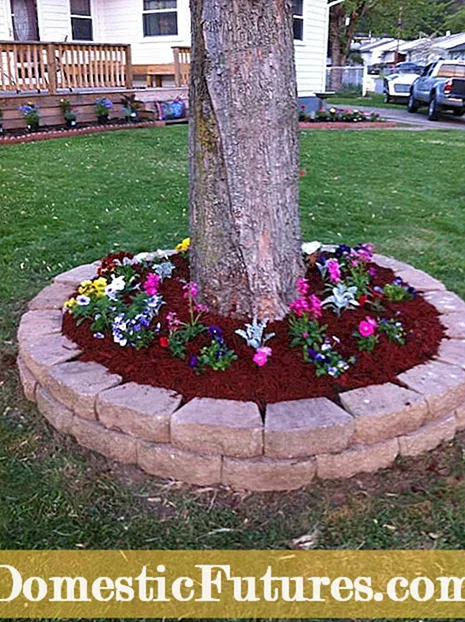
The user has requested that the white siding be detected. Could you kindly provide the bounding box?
[97,0,191,65]
[295,0,328,95]
[13,0,328,95]
[36,0,70,41]
[0,0,13,39]
[97,0,328,95]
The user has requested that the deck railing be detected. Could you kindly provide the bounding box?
[173,46,191,87]
[0,41,133,93]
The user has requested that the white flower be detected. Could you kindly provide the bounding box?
[76,295,90,306]
[105,275,126,300]
[301,241,322,256]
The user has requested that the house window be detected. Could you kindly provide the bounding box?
[143,0,178,37]
[293,0,304,41]
[70,0,93,41]
[11,0,39,41]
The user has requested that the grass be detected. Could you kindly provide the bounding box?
[1,126,465,621]
[327,92,405,110]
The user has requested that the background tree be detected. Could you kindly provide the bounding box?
[189,0,303,320]
[330,0,450,73]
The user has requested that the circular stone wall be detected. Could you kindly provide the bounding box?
[17,253,465,491]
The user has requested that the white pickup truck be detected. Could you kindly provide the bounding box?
[408,60,465,121]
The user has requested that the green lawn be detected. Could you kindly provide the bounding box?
[327,92,404,110]
[1,126,465,621]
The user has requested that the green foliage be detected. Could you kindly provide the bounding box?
[362,0,450,38]
[384,283,414,302]
[198,339,237,372]
[168,323,205,359]
[289,315,326,360]
[446,5,465,32]
[379,318,406,345]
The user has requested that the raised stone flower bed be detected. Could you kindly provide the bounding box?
[17,254,465,491]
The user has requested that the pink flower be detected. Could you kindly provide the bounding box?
[327,259,341,283]
[183,281,198,300]
[309,294,322,319]
[253,347,272,367]
[167,311,181,331]
[290,297,310,317]
[144,273,161,296]
[297,278,310,296]
[359,317,378,338]
[194,303,209,314]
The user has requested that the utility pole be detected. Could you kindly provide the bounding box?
[396,3,404,63]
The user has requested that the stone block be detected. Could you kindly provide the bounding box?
[72,417,137,463]
[317,439,399,480]
[43,361,122,420]
[424,291,465,315]
[138,442,221,486]
[222,456,316,492]
[340,383,427,444]
[265,398,354,457]
[28,283,77,311]
[20,334,81,384]
[171,398,263,458]
[436,339,465,370]
[17,356,37,401]
[97,382,181,443]
[398,415,456,457]
[398,361,465,421]
[36,386,74,434]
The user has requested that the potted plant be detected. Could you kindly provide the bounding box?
[19,102,40,132]
[59,98,77,129]
[95,98,113,125]
[121,94,142,123]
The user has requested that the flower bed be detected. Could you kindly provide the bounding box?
[300,107,382,124]
[17,245,465,491]
[60,243,444,408]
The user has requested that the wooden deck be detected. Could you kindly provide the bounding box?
[0,41,133,94]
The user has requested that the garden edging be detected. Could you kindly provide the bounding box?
[17,253,465,491]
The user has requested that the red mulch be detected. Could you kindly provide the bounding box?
[63,256,444,409]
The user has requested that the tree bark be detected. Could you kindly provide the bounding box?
[189,0,303,320]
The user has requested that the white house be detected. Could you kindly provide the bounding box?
[0,0,330,98]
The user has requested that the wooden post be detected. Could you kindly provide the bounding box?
[46,43,57,95]
[173,47,181,87]
[126,45,134,89]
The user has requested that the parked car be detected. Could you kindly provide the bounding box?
[383,63,424,103]
[408,60,465,120]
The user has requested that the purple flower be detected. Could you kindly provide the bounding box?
[335,244,351,257]
[207,326,223,339]
[307,348,318,360]
[188,355,199,369]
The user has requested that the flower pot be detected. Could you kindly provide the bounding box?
[97,115,109,125]
[0,123,3,136]
[66,119,77,129]
[27,123,39,133]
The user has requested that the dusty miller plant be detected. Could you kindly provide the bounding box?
[235,317,275,350]
[323,284,359,316]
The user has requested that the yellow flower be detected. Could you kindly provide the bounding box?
[92,277,107,297]
[78,280,93,295]
[175,237,191,253]
[64,297,77,311]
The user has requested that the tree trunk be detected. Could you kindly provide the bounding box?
[189,0,303,320]
[329,5,346,91]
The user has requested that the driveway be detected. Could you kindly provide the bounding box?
[332,103,465,131]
